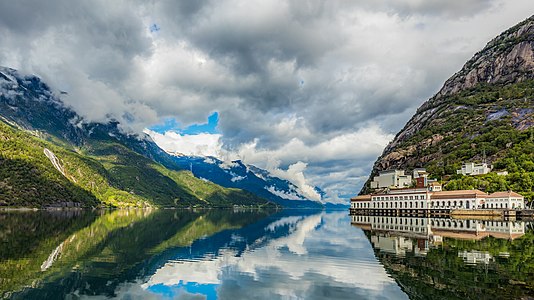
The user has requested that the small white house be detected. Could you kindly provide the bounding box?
[428,182,442,192]
[412,168,429,179]
[457,162,492,176]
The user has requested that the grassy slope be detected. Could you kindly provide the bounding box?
[0,120,273,208]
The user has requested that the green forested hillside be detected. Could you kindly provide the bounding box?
[399,82,534,201]
[0,121,273,208]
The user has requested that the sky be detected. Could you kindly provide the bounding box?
[0,1,533,203]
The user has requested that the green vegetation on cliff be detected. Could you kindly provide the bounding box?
[362,15,534,200]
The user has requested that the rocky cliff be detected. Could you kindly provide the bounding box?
[361,16,534,194]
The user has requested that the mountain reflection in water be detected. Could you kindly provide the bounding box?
[1,209,405,299]
[0,210,532,299]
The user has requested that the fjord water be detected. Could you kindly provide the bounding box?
[0,210,532,299]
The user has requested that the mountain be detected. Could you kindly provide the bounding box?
[361,16,534,200]
[0,67,275,208]
[162,155,325,208]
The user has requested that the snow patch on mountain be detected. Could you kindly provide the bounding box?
[266,186,304,201]
[231,175,246,182]
[204,157,217,164]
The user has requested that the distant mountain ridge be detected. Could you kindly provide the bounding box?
[361,16,534,199]
[166,154,325,208]
[0,66,324,208]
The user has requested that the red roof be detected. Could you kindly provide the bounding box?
[430,189,487,199]
[488,191,524,198]
[351,195,371,201]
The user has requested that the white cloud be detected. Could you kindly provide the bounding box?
[145,129,222,157]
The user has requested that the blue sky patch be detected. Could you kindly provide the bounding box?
[150,112,219,135]
[147,282,218,300]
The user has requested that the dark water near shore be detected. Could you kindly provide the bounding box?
[0,209,532,299]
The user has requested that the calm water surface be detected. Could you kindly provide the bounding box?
[0,209,532,299]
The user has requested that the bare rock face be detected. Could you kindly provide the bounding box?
[360,15,534,194]
[437,39,534,98]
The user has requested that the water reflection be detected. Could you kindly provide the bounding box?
[2,210,532,299]
[1,209,406,299]
[352,215,534,299]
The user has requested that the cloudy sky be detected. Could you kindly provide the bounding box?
[0,1,533,203]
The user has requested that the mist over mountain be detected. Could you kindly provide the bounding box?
[0,67,327,208]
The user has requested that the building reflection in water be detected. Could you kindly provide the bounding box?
[351,215,525,263]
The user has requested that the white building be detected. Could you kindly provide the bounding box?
[412,168,428,179]
[351,188,431,210]
[370,170,412,189]
[486,191,525,209]
[351,188,525,210]
[456,162,492,176]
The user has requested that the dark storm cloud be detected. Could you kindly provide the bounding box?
[0,0,532,201]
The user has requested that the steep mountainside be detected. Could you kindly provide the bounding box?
[361,16,534,198]
[0,67,275,208]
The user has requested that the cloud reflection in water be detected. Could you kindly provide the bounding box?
[140,211,406,300]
